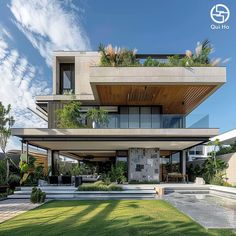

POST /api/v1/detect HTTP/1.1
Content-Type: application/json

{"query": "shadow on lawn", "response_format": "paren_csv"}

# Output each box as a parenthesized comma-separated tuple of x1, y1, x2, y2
(0, 200, 235, 236)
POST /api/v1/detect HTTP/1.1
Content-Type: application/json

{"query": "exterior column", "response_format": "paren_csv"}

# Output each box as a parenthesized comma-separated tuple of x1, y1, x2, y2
(180, 150, 187, 182)
(47, 149, 52, 176)
(182, 150, 187, 175)
(26, 141, 29, 163)
(128, 148, 160, 182)
(21, 141, 24, 154)
(47, 150, 60, 176)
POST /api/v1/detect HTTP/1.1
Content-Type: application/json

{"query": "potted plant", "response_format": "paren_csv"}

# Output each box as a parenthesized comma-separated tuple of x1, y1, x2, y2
(86, 108, 108, 128)
(71, 164, 82, 187)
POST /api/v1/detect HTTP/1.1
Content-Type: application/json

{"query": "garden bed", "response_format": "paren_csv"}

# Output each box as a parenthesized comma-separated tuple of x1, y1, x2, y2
(78, 181, 123, 191)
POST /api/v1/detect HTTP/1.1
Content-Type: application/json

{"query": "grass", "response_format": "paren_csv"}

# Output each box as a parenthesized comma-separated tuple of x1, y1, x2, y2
(0, 200, 235, 236)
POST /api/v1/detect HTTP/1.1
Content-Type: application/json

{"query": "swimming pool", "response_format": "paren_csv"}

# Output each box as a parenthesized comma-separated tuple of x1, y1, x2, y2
(165, 192, 236, 228)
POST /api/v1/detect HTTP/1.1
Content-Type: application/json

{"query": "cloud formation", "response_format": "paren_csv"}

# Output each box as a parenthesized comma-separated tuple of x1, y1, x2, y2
(0, 28, 50, 149)
(10, 0, 91, 66)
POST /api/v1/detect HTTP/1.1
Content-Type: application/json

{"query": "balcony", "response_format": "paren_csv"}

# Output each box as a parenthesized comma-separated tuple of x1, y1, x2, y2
(94, 113, 209, 129)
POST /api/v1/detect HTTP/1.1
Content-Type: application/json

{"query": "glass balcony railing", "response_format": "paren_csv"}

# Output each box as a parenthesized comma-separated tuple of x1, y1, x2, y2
(95, 114, 209, 129)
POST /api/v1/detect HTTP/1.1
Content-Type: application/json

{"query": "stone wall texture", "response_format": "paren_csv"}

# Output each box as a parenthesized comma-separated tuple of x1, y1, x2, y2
(128, 148, 160, 182)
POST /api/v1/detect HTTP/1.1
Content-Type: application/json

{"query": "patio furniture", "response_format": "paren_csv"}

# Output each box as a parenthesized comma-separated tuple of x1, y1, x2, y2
(166, 173, 188, 183)
(81, 175, 101, 183)
(49, 176, 59, 185)
(61, 175, 72, 185)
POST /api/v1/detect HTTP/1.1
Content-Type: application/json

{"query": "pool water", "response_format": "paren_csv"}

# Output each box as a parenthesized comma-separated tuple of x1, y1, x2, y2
(194, 194, 236, 211)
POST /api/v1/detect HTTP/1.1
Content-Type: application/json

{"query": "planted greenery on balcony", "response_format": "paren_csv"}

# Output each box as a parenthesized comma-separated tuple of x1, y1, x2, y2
(99, 40, 222, 67)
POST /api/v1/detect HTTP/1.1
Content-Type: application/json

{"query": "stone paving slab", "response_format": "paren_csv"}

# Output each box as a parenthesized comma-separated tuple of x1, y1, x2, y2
(165, 193, 236, 229)
(0, 199, 42, 223)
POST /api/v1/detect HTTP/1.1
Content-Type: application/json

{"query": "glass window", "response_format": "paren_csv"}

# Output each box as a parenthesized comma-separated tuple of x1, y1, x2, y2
(60, 63, 75, 94)
(140, 107, 151, 128)
(151, 107, 161, 128)
(107, 113, 118, 128)
(120, 107, 128, 128)
(129, 107, 139, 128)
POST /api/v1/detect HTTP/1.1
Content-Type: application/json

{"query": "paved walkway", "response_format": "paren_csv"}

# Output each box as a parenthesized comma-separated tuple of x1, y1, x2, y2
(0, 199, 41, 223)
(165, 193, 236, 229)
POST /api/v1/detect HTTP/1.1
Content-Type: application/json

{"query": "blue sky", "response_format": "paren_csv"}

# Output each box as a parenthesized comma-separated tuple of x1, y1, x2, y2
(0, 0, 235, 149)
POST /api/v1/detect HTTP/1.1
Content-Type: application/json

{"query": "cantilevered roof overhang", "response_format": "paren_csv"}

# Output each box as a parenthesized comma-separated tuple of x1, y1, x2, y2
(12, 128, 219, 151)
(90, 67, 226, 114)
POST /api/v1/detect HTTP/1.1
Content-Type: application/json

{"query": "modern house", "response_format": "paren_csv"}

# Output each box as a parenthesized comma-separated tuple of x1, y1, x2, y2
(12, 50, 226, 183)
(187, 144, 211, 161)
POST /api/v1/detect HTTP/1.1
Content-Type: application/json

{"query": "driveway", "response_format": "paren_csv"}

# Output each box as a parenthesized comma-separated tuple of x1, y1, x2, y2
(0, 199, 41, 223)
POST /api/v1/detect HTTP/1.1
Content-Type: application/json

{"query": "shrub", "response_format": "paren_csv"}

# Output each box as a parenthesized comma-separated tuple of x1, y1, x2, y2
(19, 161, 29, 173)
(56, 101, 84, 128)
(8, 174, 20, 189)
(223, 182, 232, 187)
(71, 164, 82, 176)
(202, 156, 228, 184)
(128, 180, 160, 184)
(78, 181, 123, 191)
(216, 141, 236, 156)
(30, 187, 46, 204)
(143, 57, 160, 67)
(101, 174, 111, 185)
(0, 192, 7, 199)
(109, 162, 127, 184)
(0, 160, 7, 186)
(7, 188, 14, 195)
(209, 172, 225, 186)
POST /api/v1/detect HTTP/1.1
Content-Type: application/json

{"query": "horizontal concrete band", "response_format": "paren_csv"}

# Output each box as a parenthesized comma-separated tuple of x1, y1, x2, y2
(90, 67, 226, 84)
(12, 128, 219, 138)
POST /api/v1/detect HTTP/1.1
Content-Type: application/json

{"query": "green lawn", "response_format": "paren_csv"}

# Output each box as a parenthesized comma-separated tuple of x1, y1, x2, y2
(0, 200, 235, 236)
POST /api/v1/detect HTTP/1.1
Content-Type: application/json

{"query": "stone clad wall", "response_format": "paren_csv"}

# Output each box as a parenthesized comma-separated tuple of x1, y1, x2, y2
(128, 148, 160, 182)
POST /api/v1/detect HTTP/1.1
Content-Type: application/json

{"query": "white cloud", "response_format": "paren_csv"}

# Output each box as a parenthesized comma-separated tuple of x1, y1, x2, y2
(9, 0, 91, 66)
(0, 29, 50, 150)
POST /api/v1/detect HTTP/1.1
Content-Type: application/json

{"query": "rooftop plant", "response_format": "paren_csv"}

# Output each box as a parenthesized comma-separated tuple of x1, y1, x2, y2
(99, 43, 140, 67)
(99, 40, 223, 67)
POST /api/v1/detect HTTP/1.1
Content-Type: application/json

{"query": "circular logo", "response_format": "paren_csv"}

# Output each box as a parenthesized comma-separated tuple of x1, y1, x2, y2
(210, 4, 230, 24)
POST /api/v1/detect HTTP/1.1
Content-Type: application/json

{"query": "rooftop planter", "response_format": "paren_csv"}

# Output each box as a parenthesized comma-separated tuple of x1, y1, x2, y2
(98, 40, 223, 68)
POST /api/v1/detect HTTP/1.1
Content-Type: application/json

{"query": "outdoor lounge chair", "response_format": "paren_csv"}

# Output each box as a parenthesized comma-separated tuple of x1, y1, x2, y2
(61, 175, 72, 185)
(49, 176, 59, 185)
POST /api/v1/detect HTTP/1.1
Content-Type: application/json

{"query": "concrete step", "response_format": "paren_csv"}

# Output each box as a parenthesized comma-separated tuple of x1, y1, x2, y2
(121, 185, 156, 190)
(9, 193, 157, 200)
(14, 190, 156, 195)
(166, 190, 210, 195)
(20, 186, 77, 191)
(164, 186, 210, 191)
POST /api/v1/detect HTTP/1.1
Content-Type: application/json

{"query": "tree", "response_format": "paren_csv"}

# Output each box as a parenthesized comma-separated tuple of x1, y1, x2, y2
(86, 108, 108, 128)
(0, 102, 15, 180)
(208, 139, 221, 174)
(202, 139, 228, 183)
(56, 101, 84, 128)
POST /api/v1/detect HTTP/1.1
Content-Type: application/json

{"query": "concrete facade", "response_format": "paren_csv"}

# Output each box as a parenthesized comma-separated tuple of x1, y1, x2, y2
(129, 148, 160, 182)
